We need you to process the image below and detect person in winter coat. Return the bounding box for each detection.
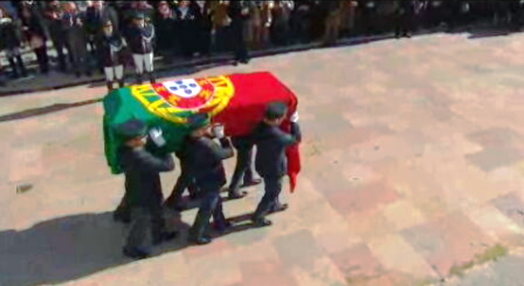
[127,12,155,84]
[62,2,91,77]
[19,2,49,74]
[174,0,200,58]
[44,1,71,72]
[154,1,176,57]
[228,0,250,64]
[99,20,126,91]
[0,9,28,78]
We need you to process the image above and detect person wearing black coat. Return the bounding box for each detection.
[154,1,177,57]
[62,7,91,77]
[251,102,301,227]
[99,20,126,91]
[184,114,233,245]
[0,11,27,78]
[44,1,71,72]
[228,0,250,64]
[174,0,201,58]
[127,12,155,84]
[395,1,416,38]
[19,3,49,74]
[192,0,213,57]
[115,119,177,260]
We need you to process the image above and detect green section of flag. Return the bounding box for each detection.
[103,88,192,174]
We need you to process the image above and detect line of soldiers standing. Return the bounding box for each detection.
[112,102,301,260]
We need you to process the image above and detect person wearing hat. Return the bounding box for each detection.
[128,11,155,84]
[99,20,127,91]
[184,113,234,245]
[250,102,301,227]
[115,119,177,259]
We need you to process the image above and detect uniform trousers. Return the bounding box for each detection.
[104,65,124,82]
[125,205,165,250]
[132,52,154,74]
[252,176,283,220]
[189,183,226,239]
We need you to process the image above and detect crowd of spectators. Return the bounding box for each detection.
[1,1,524,87]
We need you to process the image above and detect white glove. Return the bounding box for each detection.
[149,128,166,147]
[212,125,225,139]
[290,111,299,123]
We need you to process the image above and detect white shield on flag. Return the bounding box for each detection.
[163,79,202,98]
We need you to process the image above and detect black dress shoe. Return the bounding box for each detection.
[153,231,178,246]
[241,178,262,188]
[123,247,150,260]
[252,218,272,227]
[189,235,212,245]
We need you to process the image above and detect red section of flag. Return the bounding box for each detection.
[212,72,301,192]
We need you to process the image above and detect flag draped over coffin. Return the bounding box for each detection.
[103,72,301,192]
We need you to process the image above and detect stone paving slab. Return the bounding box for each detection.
[3,31,524,286]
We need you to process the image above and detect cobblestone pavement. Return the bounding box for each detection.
[2,31,524,286]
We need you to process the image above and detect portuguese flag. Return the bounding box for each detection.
[103,72,301,192]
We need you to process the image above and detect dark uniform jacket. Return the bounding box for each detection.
[127,23,155,54]
[185,137,234,189]
[253,122,301,178]
[117,146,174,208]
[98,33,126,67]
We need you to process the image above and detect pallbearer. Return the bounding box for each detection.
[185,113,233,245]
[251,102,301,227]
[115,119,177,259]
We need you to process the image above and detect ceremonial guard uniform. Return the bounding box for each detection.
[227,135,261,199]
[128,12,155,84]
[251,102,301,227]
[185,114,233,245]
[115,119,177,259]
[99,20,126,91]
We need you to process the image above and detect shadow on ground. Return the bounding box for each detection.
[0,98,103,122]
[0,208,258,286]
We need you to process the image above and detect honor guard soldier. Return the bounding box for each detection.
[100,20,126,91]
[128,11,155,85]
[227,135,262,199]
[185,114,233,245]
[115,119,177,259]
[251,102,301,227]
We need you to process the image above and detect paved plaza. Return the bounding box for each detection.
[2,32,524,286]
